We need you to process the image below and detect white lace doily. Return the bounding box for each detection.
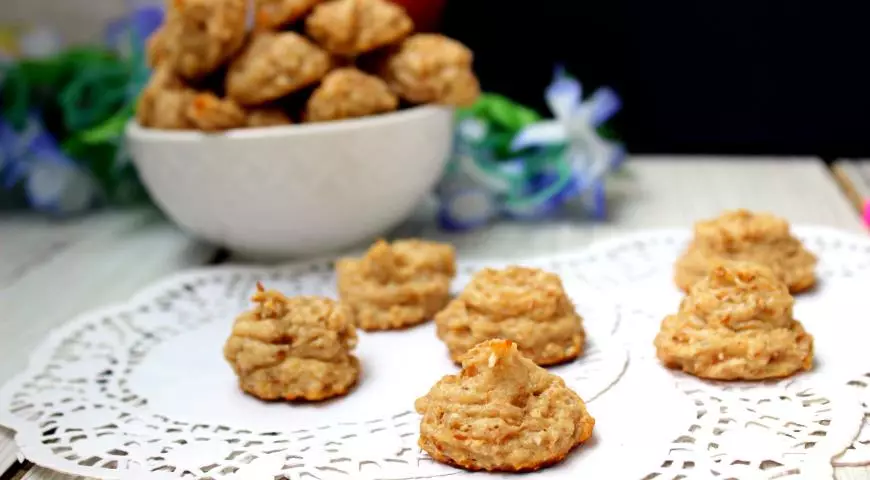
[0,226,868,479]
[574,226,870,475]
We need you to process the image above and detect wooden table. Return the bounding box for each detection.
[1,156,867,480]
[833,159,870,215]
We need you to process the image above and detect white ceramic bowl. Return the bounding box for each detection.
[126,106,454,259]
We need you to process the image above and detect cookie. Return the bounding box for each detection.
[246,108,293,127]
[136,66,198,130]
[160,0,248,80]
[136,66,248,131]
[254,0,324,30]
[305,68,398,122]
[379,33,480,107]
[415,339,595,472]
[223,283,360,401]
[226,32,331,106]
[305,0,413,56]
[675,209,817,293]
[655,261,814,380]
[435,266,584,365]
[336,239,455,331]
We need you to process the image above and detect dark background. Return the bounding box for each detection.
[441,1,870,160]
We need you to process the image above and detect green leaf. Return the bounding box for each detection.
[475,93,542,133]
[0,65,30,129]
[78,105,134,145]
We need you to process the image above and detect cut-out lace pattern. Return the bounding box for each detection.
[0,259,625,479]
[1,226,868,478]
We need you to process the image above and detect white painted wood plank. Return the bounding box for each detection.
[0,430,21,476]
[0,210,171,288]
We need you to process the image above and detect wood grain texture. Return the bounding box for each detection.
[0,158,866,479]
[833,159,870,214]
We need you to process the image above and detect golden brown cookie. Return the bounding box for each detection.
[160,0,248,80]
[675,209,817,293]
[187,93,248,131]
[246,108,293,127]
[305,68,398,122]
[379,33,480,107]
[136,66,249,131]
[223,283,360,401]
[226,32,332,106]
[336,239,455,331]
[655,261,814,380]
[305,0,413,56]
[415,339,595,472]
[255,0,324,30]
[145,25,168,67]
[136,66,197,130]
[435,266,585,366]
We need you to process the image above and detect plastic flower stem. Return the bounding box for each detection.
[503,155,575,212]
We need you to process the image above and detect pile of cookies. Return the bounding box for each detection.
[221,208,822,473]
[659,209,818,380]
[224,238,594,472]
[137,0,481,131]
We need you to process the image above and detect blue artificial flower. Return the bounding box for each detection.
[105,3,165,57]
[502,155,578,219]
[436,118,528,230]
[511,65,623,189]
[0,114,98,215]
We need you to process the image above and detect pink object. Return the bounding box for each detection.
[864,199,870,227]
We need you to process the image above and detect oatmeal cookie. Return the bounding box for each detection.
[435,266,584,365]
[246,108,293,127]
[223,283,360,401]
[136,66,248,131]
[136,66,197,130]
[255,0,324,30]
[187,93,248,131]
[336,239,455,331]
[415,339,595,472]
[675,209,817,293]
[305,0,413,56]
[655,261,814,380]
[379,33,480,107]
[306,68,398,122]
[160,0,248,80]
[226,32,331,106]
[145,25,168,67]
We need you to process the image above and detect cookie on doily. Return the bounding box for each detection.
[223,283,360,401]
[655,261,814,380]
[378,33,480,107]
[158,0,248,80]
[226,31,331,106]
[415,339,595,472]
[336,239,455,331]
[305,0,413,56]
[675,209,817,293]
[435,266,584,366]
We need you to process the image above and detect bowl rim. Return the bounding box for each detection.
[126,104,454,141]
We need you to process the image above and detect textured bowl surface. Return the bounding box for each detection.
[127,106,454,259]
